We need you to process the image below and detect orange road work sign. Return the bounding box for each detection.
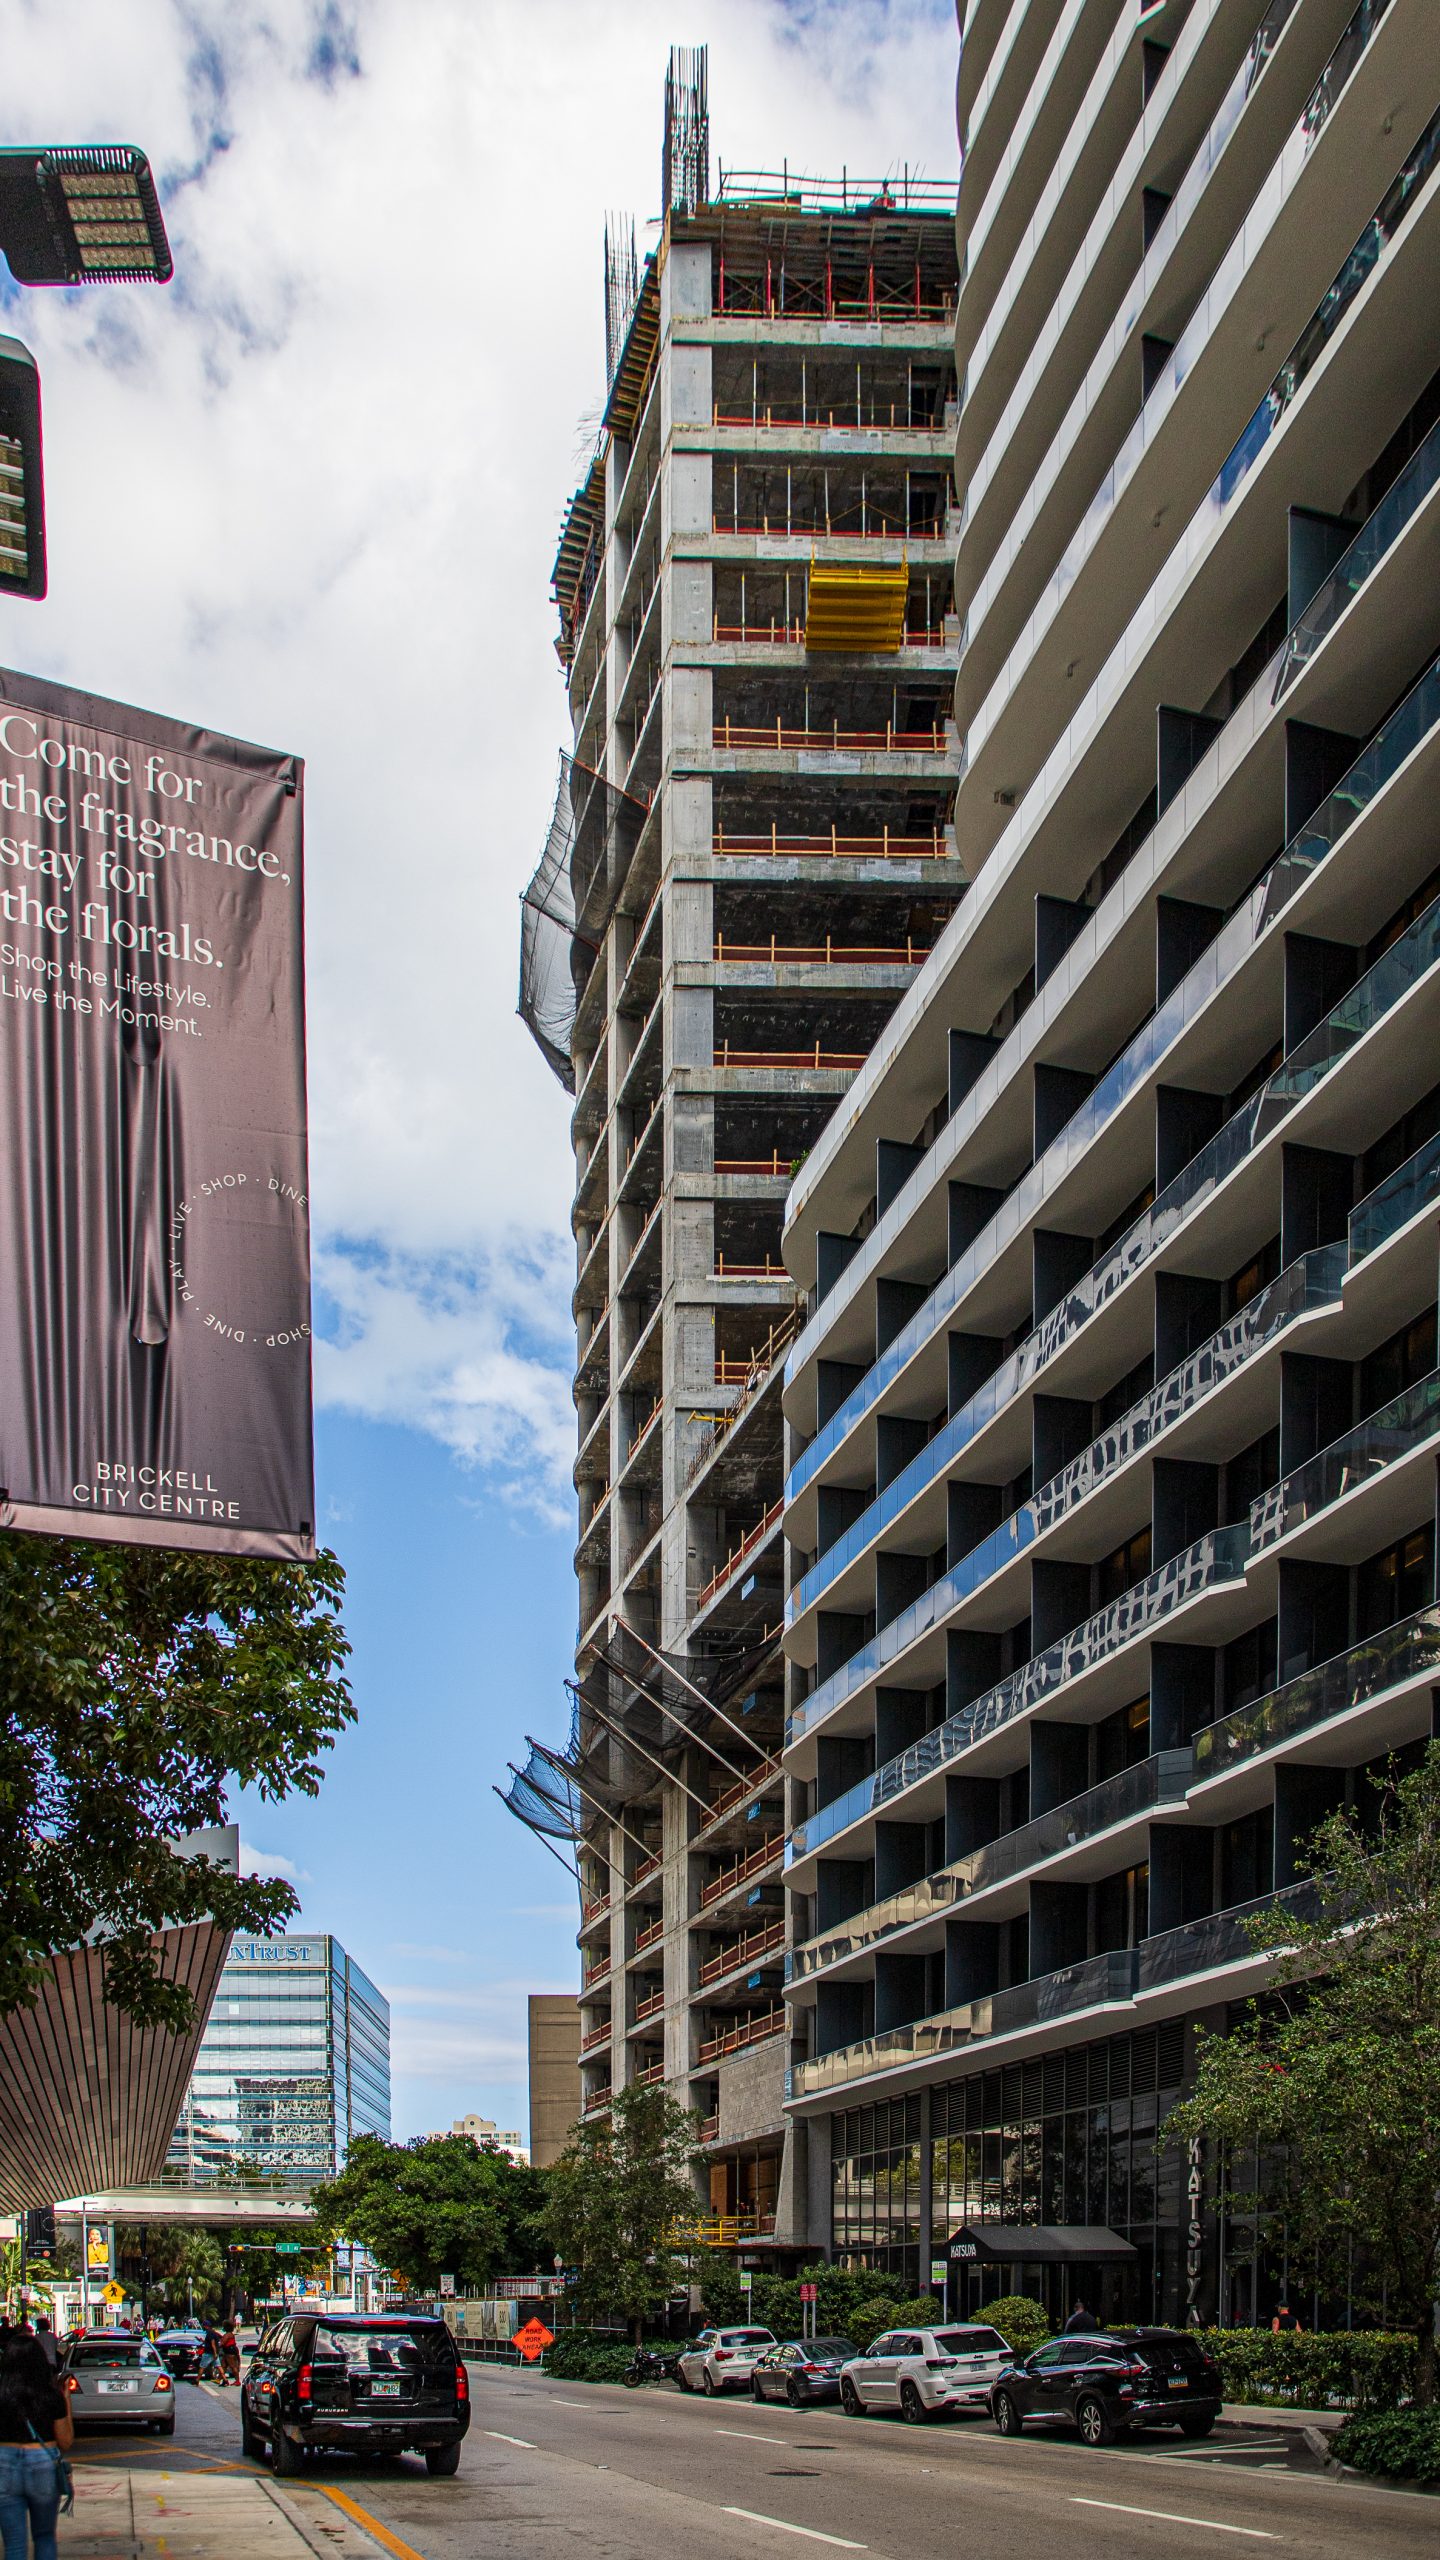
[514,2318,554,2362]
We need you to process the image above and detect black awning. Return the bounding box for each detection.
[947,2223,1138,2265]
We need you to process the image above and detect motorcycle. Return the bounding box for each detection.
[622,2345,680,2388]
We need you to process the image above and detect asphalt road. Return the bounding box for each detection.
[69,2360,1436,2560]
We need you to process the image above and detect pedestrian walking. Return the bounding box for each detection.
[1063,2299,1101,2333]
[0,2331,74,2560]
[1271,2304,1302,2334]
[219,2325,240,2387]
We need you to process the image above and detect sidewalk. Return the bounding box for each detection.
[64,2462,388,2560]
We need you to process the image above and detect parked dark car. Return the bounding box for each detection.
[750,2339,858,2408]
[990,2329,1222,2446]
[240,2312,470,2476]
[62,2334,176,2435]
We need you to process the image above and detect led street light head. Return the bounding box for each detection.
[0,145,172,287]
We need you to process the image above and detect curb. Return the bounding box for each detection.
[255,2475,381,2558]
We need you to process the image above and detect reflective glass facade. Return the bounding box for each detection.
[169,1933,390,2184]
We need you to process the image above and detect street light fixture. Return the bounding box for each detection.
[0,144,172,600]
[0,336,43,598]
[0,145,171,285]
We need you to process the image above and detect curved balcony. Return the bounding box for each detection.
[787,661,1440,1518]
[788,1883,1320,2100]
[1193,1602,1440,1787]
[789,1524,1249,1871]
[791,1747,1192,1990]
[790,1246,1343,1637]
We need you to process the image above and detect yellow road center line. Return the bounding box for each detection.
[315,2482,430,2560]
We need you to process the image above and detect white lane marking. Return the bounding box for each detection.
[483,2429,537,2448]
[723,2510,868,2549]
[547,2398,602,2409]
[1160,2445,1290,2460]
[1071,2497,1276,2539]
[713,2426,792,2447]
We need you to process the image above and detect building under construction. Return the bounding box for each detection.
[513,51,961,2256]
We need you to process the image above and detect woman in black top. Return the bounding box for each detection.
[0,2334,73,2560]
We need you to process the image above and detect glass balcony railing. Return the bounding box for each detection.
[788,1950,1140,2099]
[789,1883,1323,2098]
[1217,63,1437,512]
[789,649,1440,1524]
[789,1527,1248,1864]
[790,1749,1192,1986]
[1250,1370,1440,1552]
[1275,413,1440,700]
[791,1241,1344,1632]
[1192,1604,1440,1782]
[793,1101,1440,1759]
[1135,1880,1320,1993]
[967,0,1404,730]
[1349,1121,1440,1261]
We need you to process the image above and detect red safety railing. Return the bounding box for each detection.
[714,824,947,857]
[714,718,947,752]
[695,1500,784,1610]
[697,2007,787,2064]
[698,1918,787,1984]
[715,1043,867,1071]
[700,1835,784,1907]
[714,934,928,964]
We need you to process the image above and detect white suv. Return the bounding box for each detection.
[676,2326,777,2395]
[840,2324,1013,2423]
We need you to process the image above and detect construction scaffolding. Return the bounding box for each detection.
[517,753,650,1089]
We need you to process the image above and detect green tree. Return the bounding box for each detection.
[115,2224,227,2322]
[545,2083,700,2339]
[308,2134,542,2295]
[0,1535,352,2024]
[1168,1743,1440,2403]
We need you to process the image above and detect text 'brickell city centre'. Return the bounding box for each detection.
[514,2,1440,2326]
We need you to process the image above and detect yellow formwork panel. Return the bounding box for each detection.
[805,557,909,653]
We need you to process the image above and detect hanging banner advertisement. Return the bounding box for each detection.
[0,666,313,1559]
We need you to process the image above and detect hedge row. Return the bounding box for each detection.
[543,2330,655,2383]
[1198,2329,1416,2412]
[1332,2409,1440,2481]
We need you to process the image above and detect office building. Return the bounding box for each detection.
[527,1994,581,2169]
[780,0,1440,2325]
[514,51,962,2250]
[426,2113,529,2161]
[168,1931,391,2186]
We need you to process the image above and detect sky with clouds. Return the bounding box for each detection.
[0,0,957,2139]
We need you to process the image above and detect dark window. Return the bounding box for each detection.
[1095,1354,1155,1436]
[1360,1307,1437,1417]
[1094,1862,1149,1952]
[1358,1524,1435,1636]
[1094,1697,1149,1781]
[1224,1233,1281,1318]
[1361,1078,1440,1194]
[1098,1527,1152,1606]
[1222,1428,1279,1528]
[1220,1807,1273,1907]
[1223,1618,1277,1712]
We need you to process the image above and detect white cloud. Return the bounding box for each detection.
[381,1976,576,2088]
[0,0,958,1507]
[240,1840,311,1884]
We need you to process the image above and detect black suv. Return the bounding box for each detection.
[990,2329,1222,2446]
[241,2312,470,2476]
